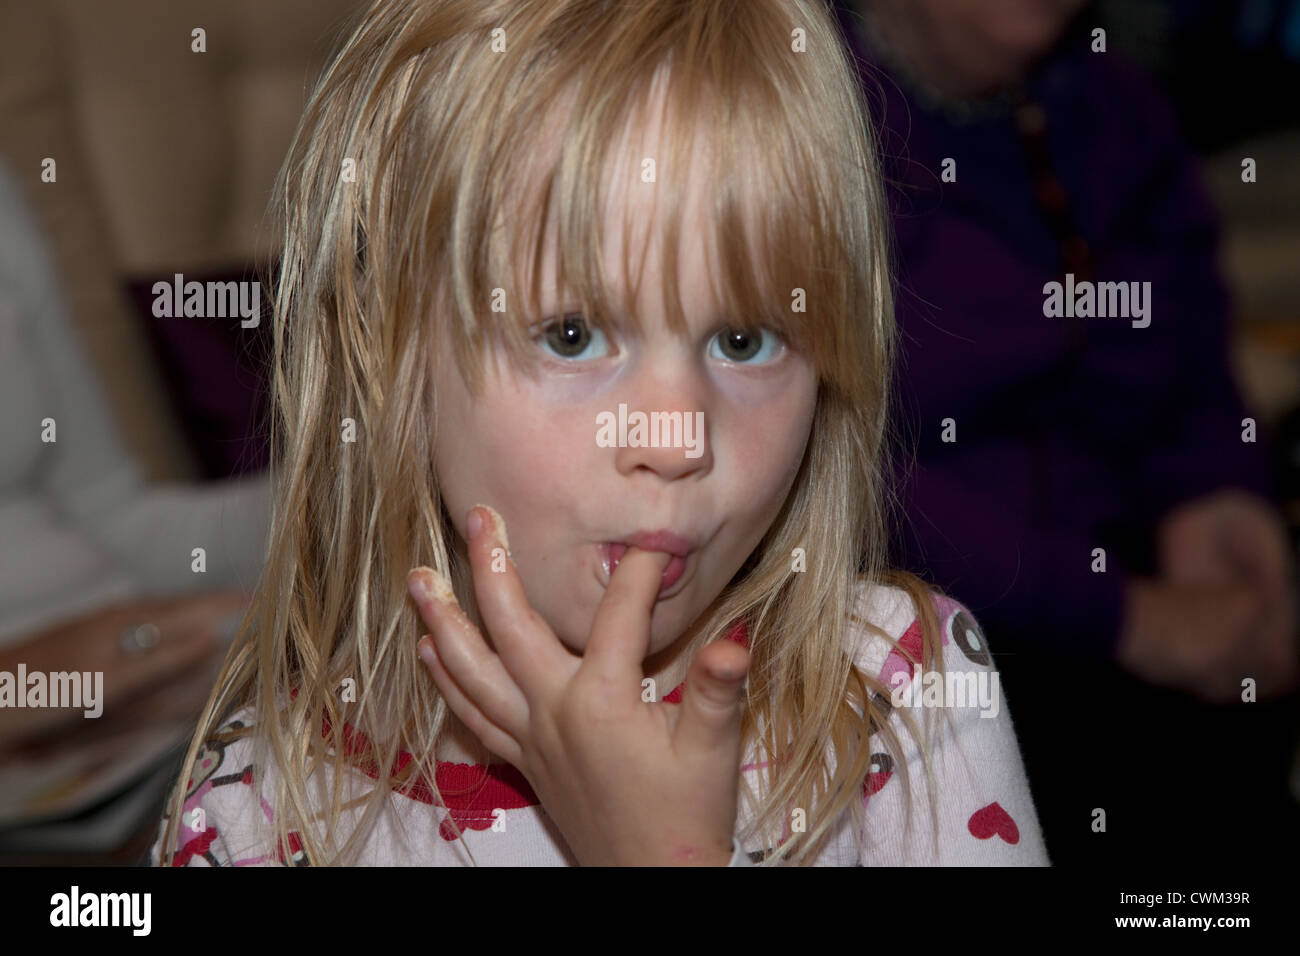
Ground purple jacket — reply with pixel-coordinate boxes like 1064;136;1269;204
829;2;1275;660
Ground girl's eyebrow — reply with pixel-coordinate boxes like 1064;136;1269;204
536;305;747;333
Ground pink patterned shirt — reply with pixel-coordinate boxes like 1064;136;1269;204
151;582;1049;866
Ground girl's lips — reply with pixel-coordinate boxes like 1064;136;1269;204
598;542;690;596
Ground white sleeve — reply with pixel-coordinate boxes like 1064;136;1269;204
0;162;270;616
727;838;755;866
858;596;1050;865
149;718;280;867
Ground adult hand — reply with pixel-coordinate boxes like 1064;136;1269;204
1117;577;1269;703
1159;490;1293;591
407;505;750;866
1117;488;1299;702
0;590;250;749
1155;490;1298;697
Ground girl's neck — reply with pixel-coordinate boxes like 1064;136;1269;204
433;709;495;765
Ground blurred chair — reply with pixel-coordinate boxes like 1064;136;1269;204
0;0;363;481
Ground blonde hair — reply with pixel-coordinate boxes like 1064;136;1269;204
160;0;955;867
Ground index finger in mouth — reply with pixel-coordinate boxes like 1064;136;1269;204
583;546;673;686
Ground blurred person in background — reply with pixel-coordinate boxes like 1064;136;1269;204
0;158;268;776
831;0;1300;865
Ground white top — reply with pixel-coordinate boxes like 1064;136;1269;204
0;162;271;649
151;581;1051;866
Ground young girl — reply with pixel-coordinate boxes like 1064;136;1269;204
154;0;1047;867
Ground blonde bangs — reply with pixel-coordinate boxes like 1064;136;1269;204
384;0;888;404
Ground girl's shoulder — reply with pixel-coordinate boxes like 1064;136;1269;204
841;579;1051;864
151;706;281;867
846;577;985;676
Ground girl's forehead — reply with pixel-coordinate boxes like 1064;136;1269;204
502;69;729;272
479;65;801;348
504;148;762;328
510;163;729;313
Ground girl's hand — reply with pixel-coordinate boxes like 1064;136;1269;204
407;506;751;866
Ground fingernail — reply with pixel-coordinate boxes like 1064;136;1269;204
409;567;455;604
471;503;509;552
417;638;437;667
467;508;484;539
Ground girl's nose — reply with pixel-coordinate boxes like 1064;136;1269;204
610;401;711;481
605;371;711;480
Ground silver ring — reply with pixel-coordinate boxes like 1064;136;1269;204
119;623;161;657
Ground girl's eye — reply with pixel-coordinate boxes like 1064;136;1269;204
535;313;611;361
709;327;783;364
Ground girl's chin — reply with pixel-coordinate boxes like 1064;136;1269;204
547;610;681;660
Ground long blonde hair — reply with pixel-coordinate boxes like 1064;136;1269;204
161;0;953;867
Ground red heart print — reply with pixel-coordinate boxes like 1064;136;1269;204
968;802;1020;844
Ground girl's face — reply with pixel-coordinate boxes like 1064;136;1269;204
430;102;819;675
